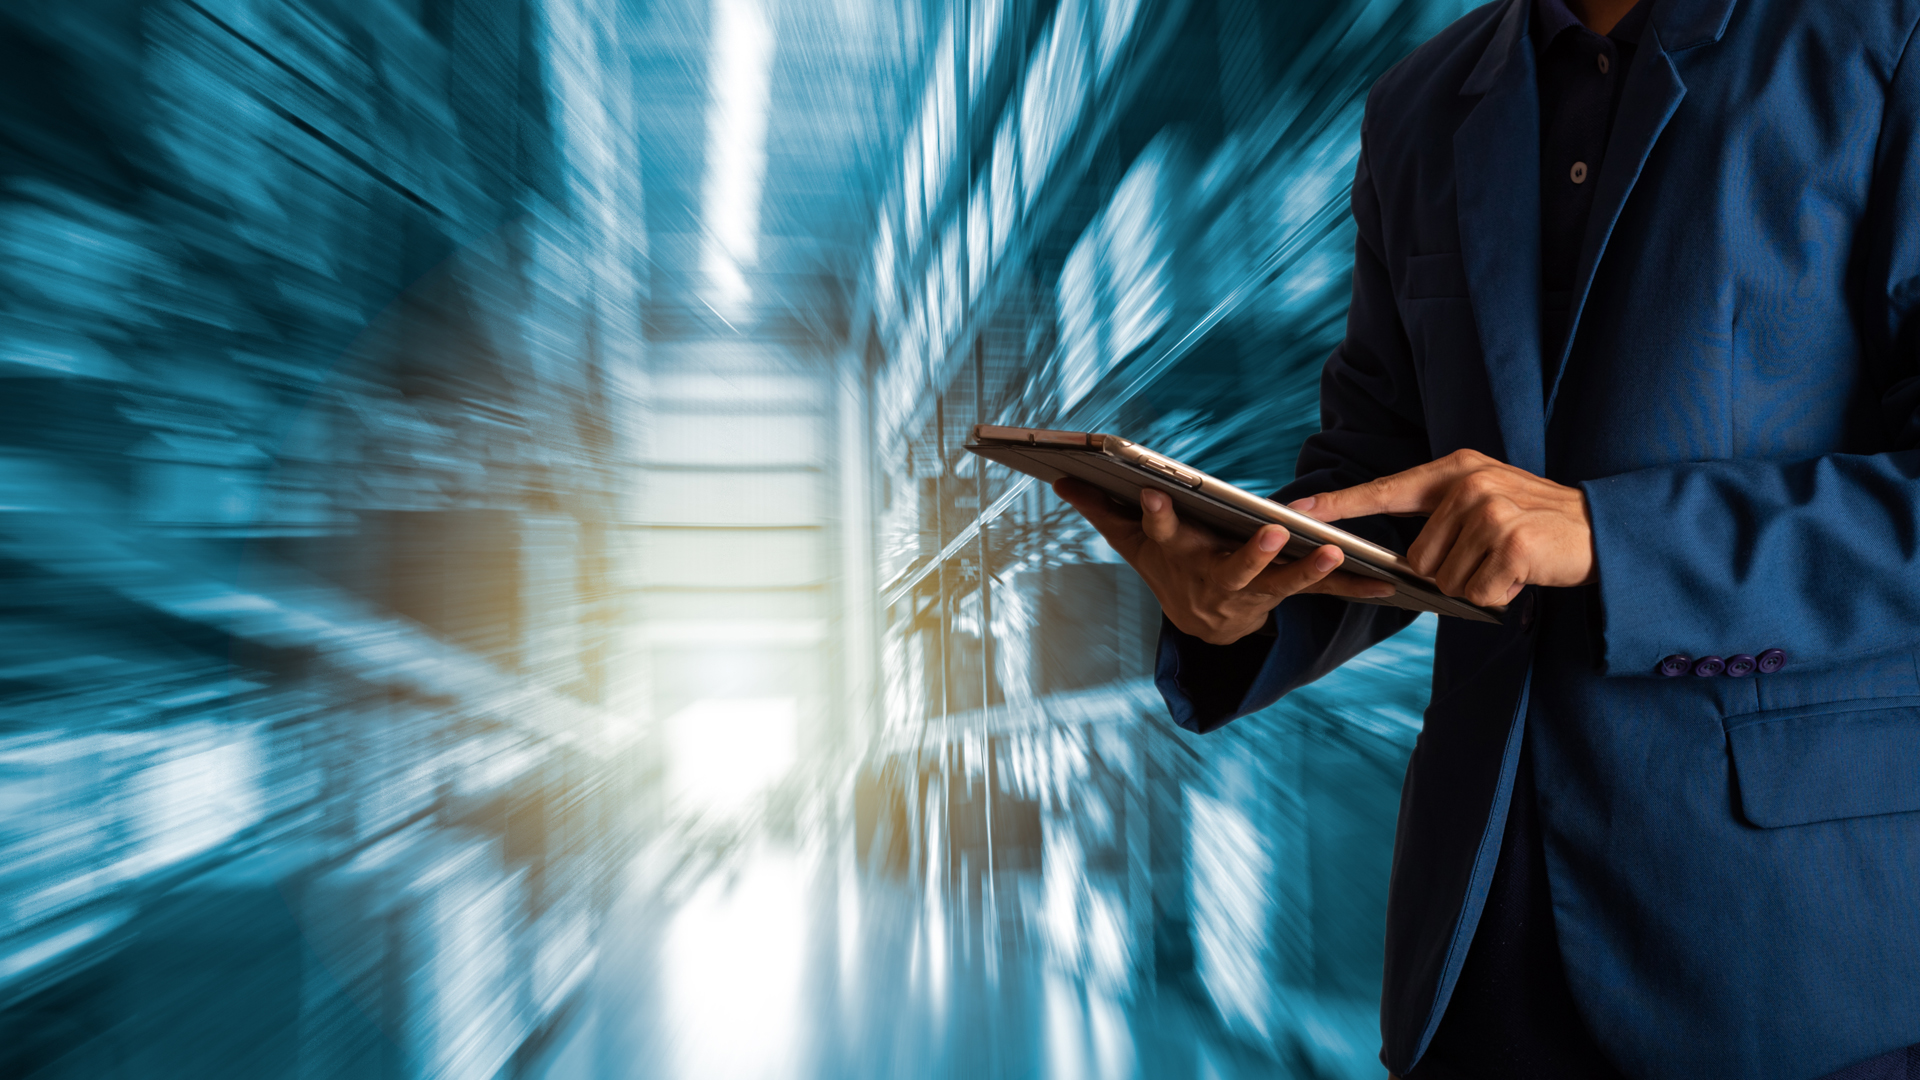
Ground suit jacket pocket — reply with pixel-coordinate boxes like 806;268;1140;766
1726;698;1920;827
1402;252;1469;300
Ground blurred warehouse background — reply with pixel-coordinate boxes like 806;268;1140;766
0;0;1478;1077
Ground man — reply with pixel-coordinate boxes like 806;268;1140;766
1057;0;1920;1076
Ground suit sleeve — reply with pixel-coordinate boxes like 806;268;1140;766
1580;28;1920;677
1157;116;1435;733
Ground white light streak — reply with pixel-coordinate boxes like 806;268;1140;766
699;0;776;318
661;846;806;1078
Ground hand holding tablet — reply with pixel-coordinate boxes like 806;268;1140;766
964;425;1506;627
1052;477;1401;645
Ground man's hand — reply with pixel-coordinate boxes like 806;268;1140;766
1290;449;1596;607
1053;477;1396;646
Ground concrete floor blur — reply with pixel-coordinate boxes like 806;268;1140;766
527;835;1300;1080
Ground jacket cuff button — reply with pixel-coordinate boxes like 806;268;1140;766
1757;648;1786;674
1725;654;1756;677
1658;654;1691;677
1692;656;1726;677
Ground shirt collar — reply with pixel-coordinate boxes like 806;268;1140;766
1531;0;1652;53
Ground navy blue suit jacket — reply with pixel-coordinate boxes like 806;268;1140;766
1154;0;1920;1076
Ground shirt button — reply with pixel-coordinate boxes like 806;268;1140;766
1725;654;1757;677
1570;161;1589;184
1757;648;1787;674
1693;656;1726;677
1658;654;1692;677
1597;53;1610;74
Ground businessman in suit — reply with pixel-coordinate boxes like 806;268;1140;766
1058;0;1920;1076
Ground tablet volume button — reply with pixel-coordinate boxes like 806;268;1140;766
1142;457;1202;488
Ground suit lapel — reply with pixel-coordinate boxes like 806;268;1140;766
1454;0;1546;474
1403;7;1545;1061
1540;31;1686;420
1541;0;1740;421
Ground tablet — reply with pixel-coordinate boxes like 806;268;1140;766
965;424;1503;624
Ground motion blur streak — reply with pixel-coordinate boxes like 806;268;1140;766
0;0;1470;1078
697;0;774;316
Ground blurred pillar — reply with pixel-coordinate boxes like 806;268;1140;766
836;347;880;752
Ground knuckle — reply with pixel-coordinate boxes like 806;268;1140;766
1458;470;1499;498
1469;576;1510;606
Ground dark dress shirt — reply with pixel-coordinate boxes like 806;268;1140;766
1407;2;1920;1077
1534;0;1642;380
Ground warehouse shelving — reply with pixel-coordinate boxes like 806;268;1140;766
0;0;647;1073
856;0;1478;1067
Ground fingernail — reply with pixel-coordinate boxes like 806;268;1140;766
1143;490;1164;511
1289;496;1316;511
1258;529;1282;552
1313;550;1339;572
